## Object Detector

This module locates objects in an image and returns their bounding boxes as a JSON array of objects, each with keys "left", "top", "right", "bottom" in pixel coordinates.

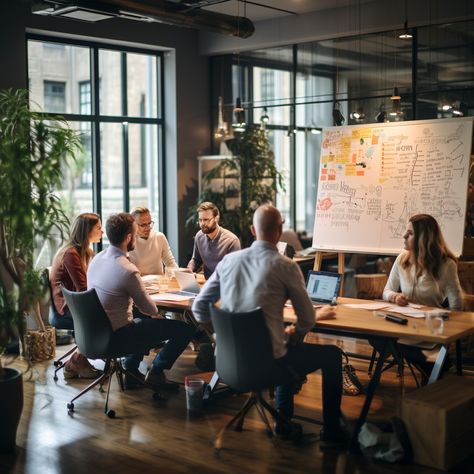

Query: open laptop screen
[{"left": 306, "top": 271, "right": 342, "bottom": 304}]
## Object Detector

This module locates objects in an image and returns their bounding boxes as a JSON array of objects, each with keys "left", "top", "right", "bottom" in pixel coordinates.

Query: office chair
[
  {"left": 62, "top": 286, "right": 160, "bottom": 418},
  {"left": 210, "top": 305, "right": 298, "bottom": 452}
]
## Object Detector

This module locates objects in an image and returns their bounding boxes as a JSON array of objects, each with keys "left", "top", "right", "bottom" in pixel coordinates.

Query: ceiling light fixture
[
  {"left": 260, "top": 107, "right": 270, "bottom": 124},
  {"left": 398, "top": 0, "right": 413, "bottom": 39}
]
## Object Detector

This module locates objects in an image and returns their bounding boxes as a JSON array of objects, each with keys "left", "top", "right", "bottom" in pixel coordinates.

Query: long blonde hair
[
  {"left": 56, "top": 213, "right": 100, "bottom": 270},
  {"left": 401, "top": 214, "right": 456, "bottom": 279}
]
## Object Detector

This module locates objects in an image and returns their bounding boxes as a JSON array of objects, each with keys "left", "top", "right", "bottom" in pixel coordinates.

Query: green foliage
[
  {"left": 0, "top": 89, "right": 81, "bottom": 358},
  {"left": 187, "top": 127, "right": 284, "bottom": 247}
]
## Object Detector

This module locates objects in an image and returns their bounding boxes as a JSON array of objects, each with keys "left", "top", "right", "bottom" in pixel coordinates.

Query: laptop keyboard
[{"left": 168, "top": 290, "right": 198, "bottom": 298}]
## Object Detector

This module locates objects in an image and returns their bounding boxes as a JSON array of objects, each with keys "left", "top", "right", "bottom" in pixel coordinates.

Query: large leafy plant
[
  {"left": 187, "top": 127, "right": 284, "bottom": 247},
  {"left": 0, "top": 89, "right": 81, "bottom": 373}
]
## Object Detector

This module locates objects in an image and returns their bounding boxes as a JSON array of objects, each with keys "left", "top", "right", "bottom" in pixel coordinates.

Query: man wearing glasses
[
  {"left": 187, "top": 201, "right": 240, "bottom": 279},
  {"left": 129, "top": 206, "right": 178, "bottom": 276}
]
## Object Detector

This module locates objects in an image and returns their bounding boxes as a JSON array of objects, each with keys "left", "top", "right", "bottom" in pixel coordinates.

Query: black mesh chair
[
  {"left": 61, "top": 286, "right": 158, "bottom": 418},
  {"left": 45, "top": 268, "right": 77, "bottom": 381},
  {"left": 210, "top": 305, "right": 297, "bottom": 452}
]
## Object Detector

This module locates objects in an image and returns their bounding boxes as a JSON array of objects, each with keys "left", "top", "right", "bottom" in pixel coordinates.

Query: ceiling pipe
[{"left": 38, "top": 0, "right": 255, "bottom": 38}]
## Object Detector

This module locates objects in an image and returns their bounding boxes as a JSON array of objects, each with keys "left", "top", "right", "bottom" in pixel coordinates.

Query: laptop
[
  {"left": 305, "top": 270, "right": 342, "bottom": 306},
  {"left": 171, "top": 271, "right": 201, "bottom": 297}
]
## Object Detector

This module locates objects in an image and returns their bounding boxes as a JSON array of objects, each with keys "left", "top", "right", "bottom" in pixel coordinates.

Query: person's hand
[
  {"left": 316, "top": 305, "right": 336, "bottom": 320},
  {"left": 285, "top": 324, "right": 296, "bottom": 336},
  {"left": 392, "top": 293, "right": 409, "bottom": 306}
]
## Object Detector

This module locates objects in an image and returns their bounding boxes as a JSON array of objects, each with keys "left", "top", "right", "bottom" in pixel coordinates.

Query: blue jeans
[
  {"left": 275, "top": 343, "right": 342, "bottom": 432},
  {"left": 49, "top": 306, "right": 74, "bottom": 330},
  {"left": 110, "top": 317, "right": 194, "bottom": 373}
]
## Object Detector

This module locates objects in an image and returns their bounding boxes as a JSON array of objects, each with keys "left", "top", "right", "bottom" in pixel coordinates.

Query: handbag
[{"left": 342, "top": 350, "right": 365, "bottom": 396}]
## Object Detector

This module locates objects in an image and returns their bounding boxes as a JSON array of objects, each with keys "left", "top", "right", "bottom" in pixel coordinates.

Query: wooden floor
[{"left": 1, "top": 337, "right": 473, "bottom": 474}]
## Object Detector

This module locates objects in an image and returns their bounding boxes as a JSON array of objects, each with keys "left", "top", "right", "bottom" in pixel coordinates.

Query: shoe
[
  {"left": 275, "top": 421, "right": 303, "bottom": 441},
  {"left": 124, "top": 370, "right": 146, "bottom": 390},
  {"left": 194, "top": 343, "right": 215, "bottom": 372},
  {"left": 145, "top": 370, "right": 180, "bottom": 392},
  {"left": 64, "top": 353, "right": 102, "bottom": 379}
]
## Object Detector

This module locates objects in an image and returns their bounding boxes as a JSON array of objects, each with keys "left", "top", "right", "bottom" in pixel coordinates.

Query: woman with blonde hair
[
  {"left": 382, "top": 213, "right": 463, "bottom": 380},
  {"left": 49, "top": 212, "right": 103, "bottom": 378}
]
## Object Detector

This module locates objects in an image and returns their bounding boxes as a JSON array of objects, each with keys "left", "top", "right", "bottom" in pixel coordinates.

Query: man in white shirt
[{"left": 129, "top": 207, "right": 178, "bottom": 276}]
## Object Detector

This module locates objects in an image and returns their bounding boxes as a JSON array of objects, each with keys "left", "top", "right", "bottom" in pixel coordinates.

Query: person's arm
[
  {"left": 63, "top": 250, "right": 87, "bottom": 291},
  {"left": 443, "top": 259, "right": 464, "bottom": 310},
  {"left": 286, "top": 263, "right": 319, "bottom": 341},
  {"left": 126, "top": 270, "right": 160, "bottom": 317},
  {"left": 187, "top": 238, "right": 203, "bottom": 273},
  {"left": 191, "top": 266, "right": 221, "bottom": 324},
  {"left": 159, "top": 234, "right": 179, "bottom": 272},
  {"left": 383, "top": 254, "right": 408, "bottom": 305}
]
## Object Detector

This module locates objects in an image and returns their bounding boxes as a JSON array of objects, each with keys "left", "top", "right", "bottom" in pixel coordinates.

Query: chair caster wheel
[
  {"left": 54, "top": 361, "right": 60, "bottom": 367},
  {"left": 67, "top": 403, "right": 74, "bottom": 415},
  {"left": 106, "top": 409, "right": 116, "bottom": 418},
  {"left": 53, "top": 374, "right": 58, "bottom": 381}
]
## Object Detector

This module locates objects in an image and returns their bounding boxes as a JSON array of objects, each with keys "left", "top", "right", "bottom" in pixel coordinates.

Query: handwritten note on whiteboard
[{"left": 312, "top": 117, "right": 473, "bottom": 256}]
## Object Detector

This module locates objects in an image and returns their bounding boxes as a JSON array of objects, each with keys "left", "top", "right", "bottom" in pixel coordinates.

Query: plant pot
[{"left": 0, "top": 367, "right": 23, "bottom": 453}]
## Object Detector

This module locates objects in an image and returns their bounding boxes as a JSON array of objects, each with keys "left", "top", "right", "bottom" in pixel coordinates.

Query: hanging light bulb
[
  {"left": 389, "top": 87, "right": 404, "bottom": 121},
  {"left": 260, "top": 107, "right": 269, "bottom": 124},
  {"left": 309, "top": 122, "right": 322, "bottom": 134},
  {"left": 232, "top": 97, "right": 246, "bottom": 132},
  {"left": 399, "top": 20, "right": 413, "bottom": 39},
  {"left": 214, "top": 96, "right": 229, "bottom": 140},
  {"left": 350, "top": 105, "right": 366, "bottom": 122}
]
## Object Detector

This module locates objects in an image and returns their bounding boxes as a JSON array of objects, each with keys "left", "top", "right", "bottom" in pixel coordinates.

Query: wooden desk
[{"left": 284, "top": 297, "right": 474, "bottom": 449}]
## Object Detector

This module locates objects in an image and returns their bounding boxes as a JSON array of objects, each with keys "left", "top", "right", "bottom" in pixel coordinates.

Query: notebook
[
  {"left": 172, "top": 271, "right": 201, "bottom": 297},
  {"left": 305, "top": 270, "right": 342, "bottom": 306}
]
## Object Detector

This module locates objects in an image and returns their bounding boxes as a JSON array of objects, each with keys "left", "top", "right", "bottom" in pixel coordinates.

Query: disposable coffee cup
[{"left": 185, "top": 376, "right": 205, "bottom": 411}]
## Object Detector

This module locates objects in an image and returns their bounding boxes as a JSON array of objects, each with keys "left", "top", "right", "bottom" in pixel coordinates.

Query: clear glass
[
  {"left": 266, "top": 129, "right": 291, "bottom": 225},
  {"left": 128, "top": 123, "right": 160, "bottom": 227},
  {"left": 99, "top": 49, "right": 123, "bottom": 116},
  {"left": 126, "top": 52, "right": 158, "bottom": 118},
  {"left": 28, "top": 40, "right": 91, "bottom": 114},
  {"left": 100, "top": 122, "right": 124, "bottom": 228}
]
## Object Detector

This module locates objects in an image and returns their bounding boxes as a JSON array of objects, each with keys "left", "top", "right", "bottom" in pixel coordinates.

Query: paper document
[
  {"left": 343, "top": 302, "right": 391, "bottom": 310},
  {"left": 150, "top": 293, "right": 191, "bottom": 302},
  {"left": 383, "top": 305, "right": 426, "bottom": 318}
]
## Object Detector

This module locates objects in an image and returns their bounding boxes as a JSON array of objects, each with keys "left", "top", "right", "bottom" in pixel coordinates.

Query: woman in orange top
[{"left": 49, "top": 213, "right": 103, "bottom": 378}]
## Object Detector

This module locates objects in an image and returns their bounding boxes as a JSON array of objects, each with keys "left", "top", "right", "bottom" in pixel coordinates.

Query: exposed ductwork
[{"left": 34, "top": 0, "right": 255, "bottom": 38}]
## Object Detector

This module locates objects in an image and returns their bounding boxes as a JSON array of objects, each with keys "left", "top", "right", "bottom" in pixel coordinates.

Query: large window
[
  {"left": 212, "top": 20, "right": 474, "bottom": 234},
  {"left": 28, "top": 38, "right": 163, "bottom": 250}
]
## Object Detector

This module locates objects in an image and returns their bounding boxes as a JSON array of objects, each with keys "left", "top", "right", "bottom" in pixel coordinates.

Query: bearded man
[{"left": 187, "top": 202, "right": 240, "bottom": 279}]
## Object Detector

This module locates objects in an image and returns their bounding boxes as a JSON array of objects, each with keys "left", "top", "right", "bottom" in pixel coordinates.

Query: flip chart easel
[{"left": 314, "top": 251, "right": 345, "bottom": 296}]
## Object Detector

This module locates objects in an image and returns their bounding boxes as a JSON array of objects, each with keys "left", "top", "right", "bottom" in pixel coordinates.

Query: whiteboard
[{"left": 312, "top": 117, "right": 474, "bottom": 257}]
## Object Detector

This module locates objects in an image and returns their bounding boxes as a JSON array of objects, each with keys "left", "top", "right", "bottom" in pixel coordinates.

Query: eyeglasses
[
  {"left": 137, "top": 220, "right": 154, "bottom": 228},
  {"left": 198, "top": 217, "right": 215, "bottom": 225}
]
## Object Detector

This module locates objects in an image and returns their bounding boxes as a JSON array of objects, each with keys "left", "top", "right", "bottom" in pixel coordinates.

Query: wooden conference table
[{"left": 151, "top": 281, "right": 474, "bottom": 447}]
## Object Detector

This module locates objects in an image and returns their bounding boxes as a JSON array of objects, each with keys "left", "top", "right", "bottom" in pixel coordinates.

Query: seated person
[
  {"left": 49, "top": 213, "right": 103, "bottom": 379},
  {"left": 87, "top": 213, "right": 194, "bottom": 389},
  {"left": 128, "top": 206, "right": 178, "bottom": 276},
  {"left": 382, "top": 213, "right": 463, "bottom": 376},
  {"left": 192, "top": 204, "right": 346, "bottom": 443},
  {"left": 187, "top": 201, "right": 240, "bottom": 279}
]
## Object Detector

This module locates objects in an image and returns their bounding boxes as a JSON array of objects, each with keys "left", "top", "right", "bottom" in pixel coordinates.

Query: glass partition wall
[{"left": 211, "top": 20, "right": 474, "bottom": 235}]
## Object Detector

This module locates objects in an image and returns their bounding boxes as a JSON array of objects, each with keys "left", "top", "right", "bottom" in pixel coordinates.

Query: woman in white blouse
[
  {"left": 382, "top": 213, "right": 463, "bottom": 382},
  {"left": 383, "top": 213, "right": 463, "bottom": 310}
]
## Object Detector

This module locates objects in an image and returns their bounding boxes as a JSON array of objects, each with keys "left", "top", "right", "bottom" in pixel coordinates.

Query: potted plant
[
  {"left": 0, "top": 88, "right": 81, "bottom": 452},
  {"left": 187, "top": 127, "right": 284, "bottom": 247}
]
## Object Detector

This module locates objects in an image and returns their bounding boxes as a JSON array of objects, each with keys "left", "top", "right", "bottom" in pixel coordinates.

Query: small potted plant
[{"left": 0, "top": 88, "right": 81, "bottom": 452}]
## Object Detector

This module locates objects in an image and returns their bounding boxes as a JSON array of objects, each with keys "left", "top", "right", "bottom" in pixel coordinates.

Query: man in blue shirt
[{"left": 192, "top": 204, "right": 345, "bottom": 442}]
